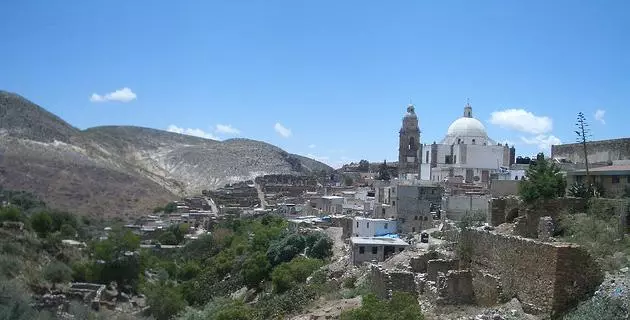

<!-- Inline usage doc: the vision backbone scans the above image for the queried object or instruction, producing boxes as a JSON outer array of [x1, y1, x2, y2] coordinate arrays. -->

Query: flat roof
[[350, 237, 408, 246], [354, 217, 395, 222], [322, 196, 344, 199], [569, 165, 630, 176]]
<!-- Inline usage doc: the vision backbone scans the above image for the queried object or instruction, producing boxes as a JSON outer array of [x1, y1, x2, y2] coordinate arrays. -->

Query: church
[[398, 102, 515, 184]]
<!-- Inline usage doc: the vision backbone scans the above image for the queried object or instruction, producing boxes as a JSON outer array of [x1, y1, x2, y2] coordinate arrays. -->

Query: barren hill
[[0, 91, 332, 217]]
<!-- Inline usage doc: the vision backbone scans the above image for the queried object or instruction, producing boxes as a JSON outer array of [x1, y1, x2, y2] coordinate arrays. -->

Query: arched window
[[472, 139, 476, 145], [409, 137, 415, 150], [514, 176, 519, 180]]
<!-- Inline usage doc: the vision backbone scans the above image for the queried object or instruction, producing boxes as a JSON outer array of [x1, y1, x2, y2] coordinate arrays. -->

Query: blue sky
[[1, 1, 628, 168]]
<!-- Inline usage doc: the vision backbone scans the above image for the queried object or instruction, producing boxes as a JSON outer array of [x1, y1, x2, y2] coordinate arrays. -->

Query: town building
[[350, 237, 409, 265], [352, 217, 397, 237], [374, 180, 443, 233], [552, 138, 630, 165], [566, 163, 630, 198], [405, 102, 515, 185]]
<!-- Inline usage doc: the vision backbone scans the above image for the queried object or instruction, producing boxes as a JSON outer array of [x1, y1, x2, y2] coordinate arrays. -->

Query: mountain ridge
[[0, 90, 332, 217]]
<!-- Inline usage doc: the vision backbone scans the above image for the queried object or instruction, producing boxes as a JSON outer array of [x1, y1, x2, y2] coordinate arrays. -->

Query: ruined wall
[[444, 194, 490, 221], [436, 270, 474, 305], [427, 259, 459, 282], [464, 230, 603, 316], [368, 264, 416, 299], [409, 251, 440, 273], [551, 138, 630, 164], [490, 197, 629, 237], [330, 216, 353, 239], [489, 180, 520, 197]]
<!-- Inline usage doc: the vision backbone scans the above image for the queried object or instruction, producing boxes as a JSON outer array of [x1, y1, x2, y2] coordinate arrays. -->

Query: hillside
[[0, 91, 332, 216]]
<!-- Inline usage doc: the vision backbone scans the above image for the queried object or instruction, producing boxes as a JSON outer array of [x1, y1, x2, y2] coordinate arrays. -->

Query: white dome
[[446, 117, 487, 137]]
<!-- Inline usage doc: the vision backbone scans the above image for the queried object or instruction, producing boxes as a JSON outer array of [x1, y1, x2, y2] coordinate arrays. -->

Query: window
[[514, 176, 519, 180], [359, 246, 365, 254], [384, 223, 388, 229], [409, 137, 415, 150], [431, 189, 435, 194], [612, 176, 620, 184], [356, 221, 359, 228], [392, 201, 396, 206], [414, 216, 418, 220], [472, 139, 476, 145], [453, 155, 456, 164], [372, 246, 378, 254], [575, 175, 583, 183], [426, 151, 429, 163], [424, 216, 428, 221], [412, 227, 416, 232], [367, 222, 370, 228], [382, 208, 386, 215]]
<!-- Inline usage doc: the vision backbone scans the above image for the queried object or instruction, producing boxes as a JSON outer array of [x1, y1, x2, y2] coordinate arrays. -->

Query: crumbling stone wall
[[368, 264, 416, 299], [472, 271, 504, 306], [463, 229, 603, 316], [436, 270, 474, 305], [330, 216, 353, 239], [427, 259, 459, 282], [409, 251, 440, 273], [490, 197, 629, 237]]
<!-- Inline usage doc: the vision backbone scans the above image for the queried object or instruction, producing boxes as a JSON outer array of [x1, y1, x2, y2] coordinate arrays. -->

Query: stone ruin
[[367, 229, 604, 318]]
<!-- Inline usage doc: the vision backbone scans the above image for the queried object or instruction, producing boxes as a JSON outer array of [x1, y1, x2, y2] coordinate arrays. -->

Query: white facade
[[352, 217, 396, 237], [419, 103, 513, 185]]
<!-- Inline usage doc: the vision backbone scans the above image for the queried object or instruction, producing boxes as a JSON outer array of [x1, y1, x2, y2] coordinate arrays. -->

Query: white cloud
[[306, 153, 330, 161], [521, 135, 561, 150], [215, 124, 240, 135], [90, 87, 137, 103], [274, 122, 292, 138], [594, 109, 606, 124], [166, 125, 219, 140], [308, 144, 316, 149], [489, 109, 552, 134]]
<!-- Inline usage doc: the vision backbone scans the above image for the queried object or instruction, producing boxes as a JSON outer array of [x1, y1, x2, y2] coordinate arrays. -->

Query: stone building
[[374, 180, 443, 233], [350, 237, 409, 265], [419, 102, 515, 185], [398, 104, 421, 180], [552, 137, 630, 165], [566, 164, 630, 198]]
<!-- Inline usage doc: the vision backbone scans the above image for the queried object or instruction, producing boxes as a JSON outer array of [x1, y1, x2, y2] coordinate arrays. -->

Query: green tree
[[305, 233, 333, 260], [0, 206, 23, 222], [518, 153, 566, 203], [30, 212, 53, 237], [271, 257, 323, 293], [158, 231, 178, 245], [145, 282, 187, 320], [344, 176, 354, 186], [164, 202, 177, 214], [44, 261, 73, 289], [241, 252, 271, 289]]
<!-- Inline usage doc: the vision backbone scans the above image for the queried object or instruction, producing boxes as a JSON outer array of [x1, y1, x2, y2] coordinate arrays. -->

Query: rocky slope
[[0, 91, 332, 216]]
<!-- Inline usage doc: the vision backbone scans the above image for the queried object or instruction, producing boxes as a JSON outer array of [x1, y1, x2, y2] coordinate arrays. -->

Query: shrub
[[30, 212, 53, 237], [43, 261, 73, 289], [305, 233, 333, 260], [343, 276, 357, 289], [340, 292, 424, 320], [0, 254, 24, 279], [271, 257, 323, 293], [145, 282, 187, 320], [0, 206, 23, 222], [241, 252, 271, 289], [158, 231, 178, 245]]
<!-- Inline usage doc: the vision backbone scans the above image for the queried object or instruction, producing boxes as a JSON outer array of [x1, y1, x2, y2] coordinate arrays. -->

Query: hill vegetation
[[0, 91, 332, 217]]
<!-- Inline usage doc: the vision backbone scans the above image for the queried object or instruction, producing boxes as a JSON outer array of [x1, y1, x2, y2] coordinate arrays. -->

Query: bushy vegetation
[[0, 189, 337, 320], [558, 207, 630, 271], [340, 292, 424, 320], [518, 153, 566, 203]]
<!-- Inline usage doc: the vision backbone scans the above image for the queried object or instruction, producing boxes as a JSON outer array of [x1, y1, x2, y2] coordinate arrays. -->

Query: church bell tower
[[398, 104, 421, 179]]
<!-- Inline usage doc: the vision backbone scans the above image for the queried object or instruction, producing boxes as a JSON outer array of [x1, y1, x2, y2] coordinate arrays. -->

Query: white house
[[352, 217, 397, 237]]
